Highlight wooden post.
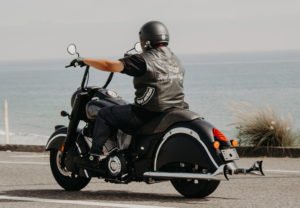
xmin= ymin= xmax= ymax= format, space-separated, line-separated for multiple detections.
xmin=4 ymin=99 xmax=10 ymax=144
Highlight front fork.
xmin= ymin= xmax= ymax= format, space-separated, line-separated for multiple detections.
xmin=61 ymin=92 xmax=89 ymax=167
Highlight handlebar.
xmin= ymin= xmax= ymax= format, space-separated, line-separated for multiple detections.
xmin=81 ymin=66 xmax=90 ymax=90
xmin=65 ymin=63 xmax=113 ymax=90
xmin=65 ymin=61 xmax=84 ymax=68
xmin=65 ymin=64 xmax=72 ymax=68
xmin=102 ymin=72 xmax=114 ymax=89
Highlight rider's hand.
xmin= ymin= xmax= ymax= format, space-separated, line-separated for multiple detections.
xmin=69 ymin=58 xmax=86 ymax=68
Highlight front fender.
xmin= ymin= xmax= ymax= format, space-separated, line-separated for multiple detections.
xmin=45 ymin=126 xmax=67 ymax=151
xmin=154 ymin=119 xmax=224 ymax=172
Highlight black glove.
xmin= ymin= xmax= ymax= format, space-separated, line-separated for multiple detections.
xmin=66 ymin=58 xmax=86 ymax=68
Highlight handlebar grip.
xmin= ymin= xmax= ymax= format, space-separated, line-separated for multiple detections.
xmin=65 ymin=64 xmax=72 ymax=68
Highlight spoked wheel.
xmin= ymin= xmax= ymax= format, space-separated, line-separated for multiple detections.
xmin=166 ymin=163 xmax=220 ymax=198
xmin=50 ymin=149 xmax=91 ymax=191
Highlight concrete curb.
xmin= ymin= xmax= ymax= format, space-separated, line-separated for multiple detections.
xmin=0 ymin=144 xmax=45 ymax=152
xmin=237 ymin=146 xmax=300 ymax=158
xmin=0 ymin=144 xmax=300 ymax=157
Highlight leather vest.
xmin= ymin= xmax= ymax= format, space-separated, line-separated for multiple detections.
xmin=133 ymin=47 xmax=185 ymax=112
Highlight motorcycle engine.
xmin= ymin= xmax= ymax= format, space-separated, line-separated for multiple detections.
xmin=107 ymin=152 xmax=127 ymax=178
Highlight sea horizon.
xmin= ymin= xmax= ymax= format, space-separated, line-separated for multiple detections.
xmin=1 ymin=49 xmax=300 ymax=68
xmin=0 ymin=50 xmax=299 ymax=145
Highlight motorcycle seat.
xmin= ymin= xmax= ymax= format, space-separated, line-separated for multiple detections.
xmin=136 ymin=109 xmax=200 ymax=135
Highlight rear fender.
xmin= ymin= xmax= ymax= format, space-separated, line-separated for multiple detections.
xmin=154 ymin=119 xmax=224 ymax=172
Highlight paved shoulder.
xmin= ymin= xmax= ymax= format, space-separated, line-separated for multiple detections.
xmin=0 ymin=152 xmax=300 ymax=208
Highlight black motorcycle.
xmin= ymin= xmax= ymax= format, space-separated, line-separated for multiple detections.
xmin=45 ymin=43 xmax=264 ymax=198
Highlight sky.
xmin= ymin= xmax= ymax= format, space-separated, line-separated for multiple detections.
xmin=0 ymin=0 xmax=300 ymax=61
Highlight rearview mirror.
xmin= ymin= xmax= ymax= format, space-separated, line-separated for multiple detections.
xmin=134 ymin=42 xmax=143 ymax=52
xmin=67 ymin=43 xmax=77 ymax=56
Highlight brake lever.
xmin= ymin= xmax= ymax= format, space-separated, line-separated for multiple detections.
xmin=65 ymin=62 xmax=78 ymax=68
xmin=65 ymin=64 xmax=72 ymax=68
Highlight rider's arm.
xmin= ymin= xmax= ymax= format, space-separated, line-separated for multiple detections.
xmin=83 ymin=58 xmax=124 ymax=73
xmin=83 ymin=54 xmax=147 ymax=76
xmin=119 ymin=54 xmax=147 ymax=76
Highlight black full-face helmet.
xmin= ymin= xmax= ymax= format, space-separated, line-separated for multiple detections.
xmin=139 ymin=21 xmax=169 ymax=50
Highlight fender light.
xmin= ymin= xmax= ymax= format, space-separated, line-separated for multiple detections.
xmin=231 ymin=139 xmax=239 ymax=147
xmin=213 ymin=128 xmax=228 ymax=142
xmin=213 ymin=141 xmax=220 ymax=149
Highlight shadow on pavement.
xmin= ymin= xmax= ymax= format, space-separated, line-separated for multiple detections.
xmin=1 ymin=189 xmax=238 ymax=204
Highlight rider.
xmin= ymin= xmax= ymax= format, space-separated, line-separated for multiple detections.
xmin=71 ymin=21 xmax=187 ymax=168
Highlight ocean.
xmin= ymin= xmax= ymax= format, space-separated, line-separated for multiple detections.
xmin=0 ymin=51 xmax=300 ymax=145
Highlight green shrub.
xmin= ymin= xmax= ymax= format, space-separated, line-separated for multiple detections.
xmin=229 ymin=102 xmax=299 ymax=147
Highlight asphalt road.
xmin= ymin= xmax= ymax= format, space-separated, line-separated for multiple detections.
xmin=0 ymin=151 xmax=300 ymax=208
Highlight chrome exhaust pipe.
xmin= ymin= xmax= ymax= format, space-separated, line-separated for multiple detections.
xmin=229 ymin=160 xmax=265 ymax=176
xmin=144 ymin=161 xmax=264 ymax=182
xmin=144 ymin=165 xmax=228 ymax=181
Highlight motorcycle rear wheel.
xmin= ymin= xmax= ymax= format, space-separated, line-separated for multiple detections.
xmin=171 ymin=178 xmax=220 ymax=198
xmin=50 ymin=149 xmax=91 ymax=191
xmin=162 ymin=162 xmax=220 ymax=198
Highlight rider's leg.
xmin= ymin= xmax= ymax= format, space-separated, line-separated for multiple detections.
xmin=77 ymin=104 xmax=159 ymax=168
xmin=89 ymin=108 xmax=114 ymax=156
xmin=76 ymin=107 xmax=114 ymax=168
xmin=90 ymin=104 xmax=148 ymax=156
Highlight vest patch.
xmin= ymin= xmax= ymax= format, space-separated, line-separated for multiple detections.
xmin=135 ymin=87 xmax=155 ymax=105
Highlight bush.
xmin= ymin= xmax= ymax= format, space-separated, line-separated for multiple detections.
xmin=229 ymin=102 xmax=299 ymax=147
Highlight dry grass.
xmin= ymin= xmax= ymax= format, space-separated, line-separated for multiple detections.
xmin=229 ymin=102 xmax=299 ymax=147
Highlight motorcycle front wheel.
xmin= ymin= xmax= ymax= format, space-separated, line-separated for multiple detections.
xmin=50 ymin=149 xmax=91 ymax=191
